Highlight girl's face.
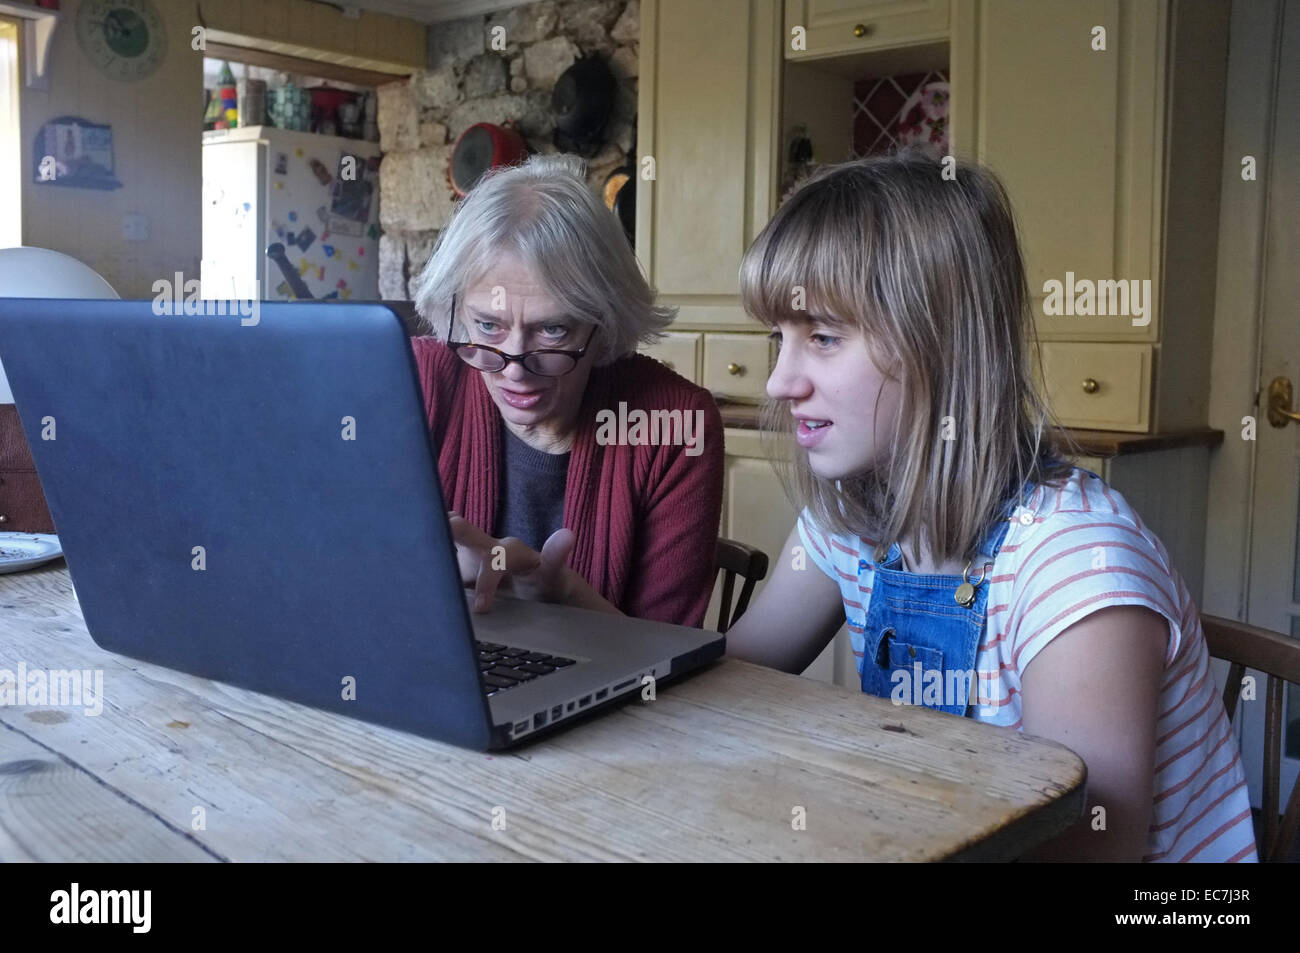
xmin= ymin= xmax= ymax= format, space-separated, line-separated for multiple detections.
xmin=766 ymin=319 xmax=902 ymax=481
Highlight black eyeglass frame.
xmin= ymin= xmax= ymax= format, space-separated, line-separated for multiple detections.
xmin=446 ymin=293 xmax=598 ymax=377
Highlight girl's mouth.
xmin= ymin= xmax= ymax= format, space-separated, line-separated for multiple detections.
xmin=796 ymin=418 xmax=832 ymax=448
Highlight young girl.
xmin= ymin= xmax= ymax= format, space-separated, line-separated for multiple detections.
xmin=726 ymin=150 xmax=1257 ymax=863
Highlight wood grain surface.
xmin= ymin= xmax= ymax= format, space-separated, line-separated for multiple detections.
xmin=0 ymin=564 xmax=1085 ymax=862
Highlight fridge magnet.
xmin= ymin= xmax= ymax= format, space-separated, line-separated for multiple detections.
xmin=316 ymin=205 xmax=329 ymax=224
xmin=326 ymin=217 xmax=363 ymax=237
xmin=367 ymin=223 xmax=379 ymax=240
xmin=337 ymin=279 xmax=347 ymax=289
xmin=323 ymin=245 xmax=335 ymax=258
xmin=341 ymin=288 xmax=353 ymax=299
xmin=357 ymin=246 xmax=365 ymax=256
xmin=275 ymin=281 xmax=292 ymax=297
xmin=274 ymin=153 xmax=289 ymax=175
xmin=316 ymin=265 xmax=325 ymax=281
xmin=298 ymin=259 xmax=310 ymax=275
xmin=323 ymin=290 xmax=340 ymax=300
xmin=347 ymin=260 xmax=359 ymax=271
xmin=309 ymin=158 xmax=333 ymax=186
xmin=32 ymin=116 xmax=122 ymax=190
xmin=296 ymin=148 xmax=304 ymax=157
xmin=275 ymin=181 xmax=283 ymax=190
xmin=328 ymin=152 xmax=374 ymax=224
xmin=296 ymin=227 xmax=317 ymax=252
xmin=288 ymin=211 xmax=298 ymax=222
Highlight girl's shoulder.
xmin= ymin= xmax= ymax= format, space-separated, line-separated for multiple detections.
xmin=1009 ymin=467 xmax=1158 ymax=554
xmin=994 ymin=467 xmax=1188 ymax=668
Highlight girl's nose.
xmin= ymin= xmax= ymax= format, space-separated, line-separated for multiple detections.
xmin=767 ymin=344 xmax=811 ymax=402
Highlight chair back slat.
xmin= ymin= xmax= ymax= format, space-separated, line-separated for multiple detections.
xmin=1201 ymin=614 xmax=1300 ymax=863
xmin=1222 ymin=661 xmax=1245 ymax=722
xmin=713 ymin=539 xmax=770 ymax=635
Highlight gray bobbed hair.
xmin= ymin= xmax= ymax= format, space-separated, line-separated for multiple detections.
xmin=410 ymin=153 xmax=674 ymax=366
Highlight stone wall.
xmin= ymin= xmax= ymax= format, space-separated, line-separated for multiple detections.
xmin=377 ymin=0 xmax=640 ymax=300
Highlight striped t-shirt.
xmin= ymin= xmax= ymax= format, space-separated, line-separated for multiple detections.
xmin=796 ymin=467 xmax=1258 ymax=862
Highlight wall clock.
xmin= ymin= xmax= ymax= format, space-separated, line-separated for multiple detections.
xmin=75 ymin=0 xmax=167 ymax=82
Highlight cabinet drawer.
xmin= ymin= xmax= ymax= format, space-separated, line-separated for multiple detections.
xmin=703 ymin=333 xmax=772 ymax=402
xmin=785 ymin=0 xmax=949 ymax=60
xmin=1038 ymin=342 xmax=1151 ymax=432
xmin=640 ymin=332 xmax=701 ymax=383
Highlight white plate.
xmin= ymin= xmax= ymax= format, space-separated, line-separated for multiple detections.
xmin=0 ymin=533 xmax=63 ymax=574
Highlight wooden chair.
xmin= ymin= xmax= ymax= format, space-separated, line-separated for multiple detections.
xmin=1202 ymin=614 xmax=1300 ymax=862
xmin=713 ymin=538 xmax=769 ymax=634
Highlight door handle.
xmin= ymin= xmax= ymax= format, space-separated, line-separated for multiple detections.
xmin=1267 ymin=376 xmax=1300 ymax=427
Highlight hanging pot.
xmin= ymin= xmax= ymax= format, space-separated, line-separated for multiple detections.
xmin=552 ymin=55 xmax=615 ymax=157
xmin=449 ymin=121 xmax=529 ymax=197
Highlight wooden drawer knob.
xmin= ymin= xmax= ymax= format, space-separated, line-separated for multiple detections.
xmin=1082 ymin=377 xmax=1100 ymax=394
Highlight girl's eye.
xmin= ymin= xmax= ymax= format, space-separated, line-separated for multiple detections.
xmin=811 ymin=332 xmax=840 ymax=349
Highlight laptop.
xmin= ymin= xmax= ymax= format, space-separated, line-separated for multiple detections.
xmin=0 ymin=299 xmax=724 ymax=750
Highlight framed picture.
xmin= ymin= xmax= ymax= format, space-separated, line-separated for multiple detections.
xmin=32 ymin=116 xmax=122 ymax=190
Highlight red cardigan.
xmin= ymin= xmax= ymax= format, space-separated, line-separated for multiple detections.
xmin=411 ymin=337 xmax=725 ymax=628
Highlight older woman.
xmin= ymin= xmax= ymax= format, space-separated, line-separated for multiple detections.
xmin=408 ymin=154 xmax=724 ymax=628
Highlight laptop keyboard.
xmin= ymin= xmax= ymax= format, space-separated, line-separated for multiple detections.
xmin=475 ymin=640 xmax=576 ymax=696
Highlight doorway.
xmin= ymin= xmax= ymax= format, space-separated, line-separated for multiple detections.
xmin=1205 ymin=0 xmax=1300 ymax=858
xmin=0 ymin=18 xmax=21 ymax=249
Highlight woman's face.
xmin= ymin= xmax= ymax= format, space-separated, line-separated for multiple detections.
xmin=765 ymin=318 xmax=902 ymax=481
xmin=458 ymin=255 xmax=597 ymax=451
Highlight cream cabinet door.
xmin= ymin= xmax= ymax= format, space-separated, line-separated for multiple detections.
xmin=636 ymin=0 xmax=782 ymax=329
xmin=784 ymin=0 xmax=950 ymax=60
xmin=952 ymin=0 xmax=1164 ymax=341
xmin=639 ymin=332 xmax=702 ymax=382
xmin=713 ymin=429 xmax=849 ymax=685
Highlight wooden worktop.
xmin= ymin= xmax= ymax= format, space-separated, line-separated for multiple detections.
xmin=716 ymin=401 xmax=1224 ymax=458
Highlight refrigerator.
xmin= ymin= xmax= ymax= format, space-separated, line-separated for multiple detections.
xmin=201 ymin=126 xmax=381 ymax=302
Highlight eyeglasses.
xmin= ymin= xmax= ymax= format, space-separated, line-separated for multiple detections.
xmin=446 ymin=294 xmax=598 ymax=377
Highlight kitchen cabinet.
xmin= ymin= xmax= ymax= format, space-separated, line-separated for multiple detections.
xmin=785 ymin=0 xmax=950 ymax=59
xmin=635 ymin=0 xmax=783 ymax=400
xmin=952 ymin=0 xmax=1228 ymax=431
xmin=705 ymin=428 xmax=854 ymax=687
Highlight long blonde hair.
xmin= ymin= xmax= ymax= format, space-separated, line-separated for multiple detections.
xmin=740 ymin=149 xmax=1075 ymax=561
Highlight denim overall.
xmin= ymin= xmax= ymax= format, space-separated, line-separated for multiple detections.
xmin=859 ymin=502 xmax=1016 ymax=717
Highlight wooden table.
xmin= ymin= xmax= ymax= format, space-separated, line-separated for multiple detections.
xmin=0 ymin=564 xmax=1086 ymax=861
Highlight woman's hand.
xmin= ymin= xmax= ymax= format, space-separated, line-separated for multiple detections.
xmin=447 ymin=513 xmax=623 ymax=617
xmin=448 ymin=513 xmax=576 ymax=612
